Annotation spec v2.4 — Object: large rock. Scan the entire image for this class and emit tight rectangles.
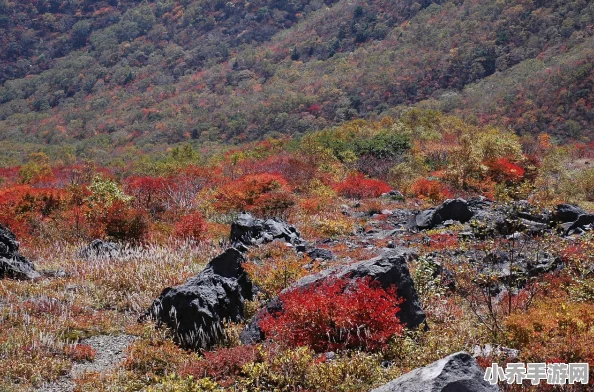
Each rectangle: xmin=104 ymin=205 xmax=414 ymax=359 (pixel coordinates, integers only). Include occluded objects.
xmin=241 ymin=247 xmax=426 ymax=344
xmin=230 ymin=213 xmax=301 ymax=246
xmin=141 ymin=248 xmax=254 ymax=350
xmin=415 ymin=199 xmax=474 ymax=230
xmin=0 ymin=223 xmax=40 ymax=280
xmin=565 ymin=214 xmax=594 ymax=236
xmin=553 ymin=204 xmax=586 ymax=223
xmin=372 ymin=352 xmax=501 ymax=392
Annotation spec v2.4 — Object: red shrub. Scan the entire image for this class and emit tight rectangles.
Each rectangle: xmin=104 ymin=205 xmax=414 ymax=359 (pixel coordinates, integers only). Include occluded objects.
xmin=104 ymin=201 xmax=149 ymax=242
xmin=215 ymin=173 xmax=295 ymax=215
xmin=260 ymin=277 xmax=403 ymax=352
xmin=174 ymin=212 xmax=208 ymax=242
xmin=410 ymin=178 xmax=453 ymax=201
xmin=333 ymin=172 xmax=391 ymax=199
xmin=485 ymin=158 xmax=525 ymax=183
xmin=125 ymin=176 xmax=169 ymax=214
xmin=182 ymin=345 xmax=261 ymax=386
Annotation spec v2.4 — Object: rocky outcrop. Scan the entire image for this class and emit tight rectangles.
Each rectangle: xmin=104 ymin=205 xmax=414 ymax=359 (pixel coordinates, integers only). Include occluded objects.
xmin=553 ymin=204 xmax=586 ymax=223
xmin=142 ymin=248 xmax=254 ymax=350
xmin=372 ymin=352 xmax=501 ymax=392
xmin=414 ymin=198 xmax=474 ymax=230
xmin=241 ymin=247 xmax=426 ymax=344
xmin=564 ymin=213 xmax=594 ymax=236
xmin=0 ymin=223 xmax=40 ymax=280
xmin=230 ymin=213 xmax=302 ymax=246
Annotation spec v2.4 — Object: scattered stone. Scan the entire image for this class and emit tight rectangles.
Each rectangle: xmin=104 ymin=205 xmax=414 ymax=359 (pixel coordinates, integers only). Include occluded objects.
xmin=371 ymin=352 xmax=501 ymax=392
xmin=306 ymin=248 xmax=335 ymax=260
xmin=0 ymin=223 xmax=40 ymax=280
xmin=79 ymin=239 xmax=120 ymax=258
xmin=230 ymin=213 xmax=302 ymax=246
xmin=414 ymin=198 xmax=474 ymax=230
xmin=142 ymin=248 xmax=254 ymax=350
xmin=473 ymin=344 xmax=520 ymax=360
xmin=565 ymin=214 xmax=594 ymax=236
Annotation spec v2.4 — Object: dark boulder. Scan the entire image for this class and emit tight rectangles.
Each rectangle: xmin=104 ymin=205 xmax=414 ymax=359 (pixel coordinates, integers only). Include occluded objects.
xmin=79 ymin=239 xmax=120 ymax=258
xmin=306 ymin=248 xmax=335 ymax=260
xmin=230 ymin=213 xmax=263 ymax=245
xmin=230 ymin=213 xmax=301 ymax=246
xmin=565 ymin=214 xmax=594 ymax=236
xmin=436 ymin=198 xmax=474 ymax=223
xmin=414 ymin=209 xmax=437 ymax=230
xmin=241 ymin=247 xmax=426 ymax=344
xmin=371 ymin=352 xmax=500 ymax=392
xmin=0 ymin=223 xmax=40 ymax=280
xmin=553 ymin=204 xmax=587 ymax=223
xmin=0 ymin=224 xmax=19 ymax=256
xmin=142 ymin=248 xmax=254 ymax=350
xmin=414 ymin=199 xmax=474 ymax=230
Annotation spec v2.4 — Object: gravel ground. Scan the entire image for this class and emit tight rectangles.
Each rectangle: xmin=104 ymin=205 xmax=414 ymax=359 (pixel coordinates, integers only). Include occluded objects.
xmin=36 ymin=334 xmax=137 ymax=392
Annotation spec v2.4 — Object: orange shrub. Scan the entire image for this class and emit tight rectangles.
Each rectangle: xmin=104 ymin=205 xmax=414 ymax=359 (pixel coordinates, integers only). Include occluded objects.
xmin=215 ymin=173 xmax=295 ymax=215
xmin=506 ymin=300 xmax=594 ymax=375
xmin=410 ymin=178 xmax=453 ymax=201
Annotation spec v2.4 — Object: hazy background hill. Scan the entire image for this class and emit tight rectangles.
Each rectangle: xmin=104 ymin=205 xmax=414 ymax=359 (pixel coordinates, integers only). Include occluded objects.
xmin=1 ymin=0 xmax=593 ymax=164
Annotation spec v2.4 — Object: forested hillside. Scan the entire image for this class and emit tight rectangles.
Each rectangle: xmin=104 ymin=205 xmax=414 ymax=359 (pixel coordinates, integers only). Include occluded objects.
xmin=1 ymin=0 xmax=593 ymax=164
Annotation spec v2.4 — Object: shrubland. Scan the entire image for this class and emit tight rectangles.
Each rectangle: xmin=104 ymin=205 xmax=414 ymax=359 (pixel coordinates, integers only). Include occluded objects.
xmin=0 ymin=110 xmax=593 ymax=390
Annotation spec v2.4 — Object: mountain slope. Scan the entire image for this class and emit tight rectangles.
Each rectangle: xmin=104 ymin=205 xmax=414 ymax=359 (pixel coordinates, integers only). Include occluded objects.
xmin=0 ymin=0 xmax=593 ymax=163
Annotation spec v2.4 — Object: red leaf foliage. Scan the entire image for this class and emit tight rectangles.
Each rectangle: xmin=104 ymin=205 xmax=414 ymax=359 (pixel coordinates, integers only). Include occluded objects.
xmin=485 ymin=158 xmax=525 ymax=183
xmin=333 ymin=172 xmax=391 ymax=199
xmin=260 ymin=277 xmax=403 ymax=352
xmin=174 ymin=212 xmax=208 ymax=242
xmin=182 ymin=345 xmax=261 ymax=386
xmin=410 ymin=178 xmax=453 ymax=201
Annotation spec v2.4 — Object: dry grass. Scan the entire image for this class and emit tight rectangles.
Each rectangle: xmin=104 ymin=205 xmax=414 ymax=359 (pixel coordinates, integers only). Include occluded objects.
xmin=0 ymin=240 xmax=223 ymax=390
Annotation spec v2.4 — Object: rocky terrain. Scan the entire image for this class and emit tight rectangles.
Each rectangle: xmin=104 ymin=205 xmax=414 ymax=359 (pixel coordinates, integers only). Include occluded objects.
xmin=1 ymin=195 xmax=593 ymax=391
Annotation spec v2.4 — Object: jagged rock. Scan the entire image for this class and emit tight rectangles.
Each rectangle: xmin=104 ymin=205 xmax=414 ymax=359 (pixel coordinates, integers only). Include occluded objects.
xmin=415 ymin=209 xmax=437 ymax=230
xmin=142 ymin=248 xmax=254 ymax=350
xmin=372 ymin=352 xmax=501 ymax=392
xmin=0 ymin=224 xmax=19 ymax=256
xmin=553 ymin=204 xmax=586 ymax=223
xmin=230 ymin=213 xmax=262 ymax=245
xmin=414 ymin=199 xmax=474 ymax=230
xmin=230 ymin=213 xmax=302 ymax=246
xmin=241 ymin=247 xmax=426 ymax=344
xmin=437 ymin=198 xmax=474 ymax=223
xmin=479 ymin=249 xmax=563 ymax=294
xmin=565 ymin=214 xmax=594 ymax=236
xmin=79 ymin=239 xmax=120 ymax=258
xmin=306 ymin=248 xmax=335 ymax=260
xmin=0 ymin=223 xmax=40 ymax=280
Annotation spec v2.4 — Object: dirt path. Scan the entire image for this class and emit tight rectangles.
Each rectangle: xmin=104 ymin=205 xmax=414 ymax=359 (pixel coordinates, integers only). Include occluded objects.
xmin=36 ymin=334 xmax=136 ymax=392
